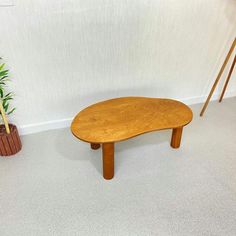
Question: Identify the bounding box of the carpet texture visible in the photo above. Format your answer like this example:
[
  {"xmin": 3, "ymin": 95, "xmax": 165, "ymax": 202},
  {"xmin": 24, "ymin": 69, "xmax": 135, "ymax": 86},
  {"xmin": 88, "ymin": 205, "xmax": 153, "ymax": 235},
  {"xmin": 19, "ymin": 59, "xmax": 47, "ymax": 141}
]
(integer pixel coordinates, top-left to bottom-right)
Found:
[{"xmin": 0, "ymin": 98, "xmax": 236, "ymax": 236}]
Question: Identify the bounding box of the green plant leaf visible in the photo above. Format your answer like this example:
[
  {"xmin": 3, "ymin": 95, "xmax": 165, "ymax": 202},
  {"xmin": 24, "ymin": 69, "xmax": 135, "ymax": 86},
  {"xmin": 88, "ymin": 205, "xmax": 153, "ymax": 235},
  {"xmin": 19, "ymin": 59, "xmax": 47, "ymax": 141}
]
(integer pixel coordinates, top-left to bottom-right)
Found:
[
  {"xmin": 2, "ymin": 99, "xmax": 6, "ymax": 107},
  {"xmin": 0, "ymin": 60, "xmax": 15, "ymax": 117},
  {"xmin": 3, "ymin": 97, "xmax": 13, "ymax": 102},
  {"xmin": 0, "ymin": 63, "xmax": 5, "ymax": 71},
  {"xmin": 0, "ymin": 75, "xmax": 8, "ymax": 81},
  {"xmin": 7, "ymin": 107, "xmax": 16, "ymax": 115},
  {"xmin": 0, "ymin": 70, "xmax": 8, "ymax": 77},
  {"xmin": 4, "ymin": 103, "xmax": 9, "ymax": 112},
  {"xmin": 5, "ymin": 92, "xmax": 13, "ymax": 98}
]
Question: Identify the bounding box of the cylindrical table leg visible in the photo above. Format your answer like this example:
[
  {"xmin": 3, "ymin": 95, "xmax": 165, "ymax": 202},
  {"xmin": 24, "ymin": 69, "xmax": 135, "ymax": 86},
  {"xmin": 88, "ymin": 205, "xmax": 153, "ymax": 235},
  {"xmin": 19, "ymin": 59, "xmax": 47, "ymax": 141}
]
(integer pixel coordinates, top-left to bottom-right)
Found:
[
  {"xmin": 171, "ymin": 127, "xmax": 183, "ymax": 148},
  {"xmin": 102, "ymin": 143, "xmax": 114, "ymax": 180},
  {"xmin": 90, "ymin": 143, "xmax": 101, "ymax": 150}
]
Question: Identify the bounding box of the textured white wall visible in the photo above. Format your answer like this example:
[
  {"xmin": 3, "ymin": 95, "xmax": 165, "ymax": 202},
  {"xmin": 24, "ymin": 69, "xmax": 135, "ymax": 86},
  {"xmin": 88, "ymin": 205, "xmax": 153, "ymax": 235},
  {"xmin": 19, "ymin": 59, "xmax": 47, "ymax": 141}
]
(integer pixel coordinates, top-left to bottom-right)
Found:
[{"xmin": 0, "ymin": 0, "xmax": 236, "ymax": 134}]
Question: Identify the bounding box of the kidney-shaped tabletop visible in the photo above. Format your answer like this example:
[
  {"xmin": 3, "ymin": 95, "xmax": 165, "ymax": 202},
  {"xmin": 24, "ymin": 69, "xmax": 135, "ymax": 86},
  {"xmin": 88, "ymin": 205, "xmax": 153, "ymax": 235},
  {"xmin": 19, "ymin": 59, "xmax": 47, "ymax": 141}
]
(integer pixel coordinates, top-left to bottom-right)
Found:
[{"xmin": 71, "ymin": 97, "xmax": 193, "ymax": 144}]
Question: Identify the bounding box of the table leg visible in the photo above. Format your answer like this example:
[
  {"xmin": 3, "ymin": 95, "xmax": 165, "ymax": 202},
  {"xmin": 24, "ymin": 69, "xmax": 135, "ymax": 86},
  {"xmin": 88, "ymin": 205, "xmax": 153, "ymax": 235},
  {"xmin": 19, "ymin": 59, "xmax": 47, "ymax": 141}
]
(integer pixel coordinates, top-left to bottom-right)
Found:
[
  {"xmin": 102, "ymin": 143, "xmax": 114, "ymax": 180},
  {"xmin": 171, "ymin": 127, "xmax": 183, "ymax": 148},
  {"xmin": 90, "ymin": 143, "xmax": 101, "ymax": 150}
]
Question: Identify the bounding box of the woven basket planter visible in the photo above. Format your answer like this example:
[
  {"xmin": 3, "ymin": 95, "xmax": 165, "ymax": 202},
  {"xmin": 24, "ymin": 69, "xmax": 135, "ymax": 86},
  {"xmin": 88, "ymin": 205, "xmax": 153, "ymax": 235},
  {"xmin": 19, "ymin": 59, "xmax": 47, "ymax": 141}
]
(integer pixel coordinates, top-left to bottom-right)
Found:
[{"xmin": 0, "ymin": 124, "xmax": 22, "ymax": 156}]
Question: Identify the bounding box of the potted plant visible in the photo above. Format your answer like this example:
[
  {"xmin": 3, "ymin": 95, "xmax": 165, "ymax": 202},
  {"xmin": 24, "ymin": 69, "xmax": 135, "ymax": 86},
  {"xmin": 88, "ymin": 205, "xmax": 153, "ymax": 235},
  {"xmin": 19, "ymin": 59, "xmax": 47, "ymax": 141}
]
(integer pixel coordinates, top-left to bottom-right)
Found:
[{"xmin": 0, "ymin": 58, "xmax": 21, "ymax": 156}]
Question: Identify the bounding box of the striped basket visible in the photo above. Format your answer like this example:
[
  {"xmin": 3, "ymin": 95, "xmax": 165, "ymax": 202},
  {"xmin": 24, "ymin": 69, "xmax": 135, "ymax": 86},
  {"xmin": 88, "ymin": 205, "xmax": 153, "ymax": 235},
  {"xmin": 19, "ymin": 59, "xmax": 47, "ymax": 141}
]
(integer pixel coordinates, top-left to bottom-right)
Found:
[{"xmin": 0, "ymin": 124, "xmax": 22, "ymax": 156}]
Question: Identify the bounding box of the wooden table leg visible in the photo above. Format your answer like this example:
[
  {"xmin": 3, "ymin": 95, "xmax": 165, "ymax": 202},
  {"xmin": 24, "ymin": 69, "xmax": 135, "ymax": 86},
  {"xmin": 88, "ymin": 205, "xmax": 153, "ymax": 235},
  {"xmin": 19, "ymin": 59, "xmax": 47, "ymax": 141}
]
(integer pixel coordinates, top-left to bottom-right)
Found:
[
  {"xmin": 102, "ymin": 143, "xmax": 114, "ymax": 180},
  {"xmin": 171, "ymin": 127, "xmax": 183, "ymax": 148},
  {"xmin": 90, "ymin": 143, "xmax": 101, "ymax": 150}
]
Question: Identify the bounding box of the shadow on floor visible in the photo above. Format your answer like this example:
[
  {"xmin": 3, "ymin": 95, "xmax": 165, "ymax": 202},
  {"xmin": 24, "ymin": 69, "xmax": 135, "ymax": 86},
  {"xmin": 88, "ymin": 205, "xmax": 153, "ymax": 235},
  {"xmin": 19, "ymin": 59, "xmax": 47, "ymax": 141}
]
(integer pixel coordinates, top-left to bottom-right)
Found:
[{"xmin": 55, "ymin": 128, "xmax": 171, "ymax": 176}]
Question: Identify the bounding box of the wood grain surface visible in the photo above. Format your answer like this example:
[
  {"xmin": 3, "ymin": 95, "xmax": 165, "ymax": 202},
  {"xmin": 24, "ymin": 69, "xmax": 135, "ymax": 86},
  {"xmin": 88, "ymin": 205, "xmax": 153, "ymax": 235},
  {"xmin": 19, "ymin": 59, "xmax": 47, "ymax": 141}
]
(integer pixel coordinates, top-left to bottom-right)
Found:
[
  {"xmin": 71, "ymin": 97, "xmax": 193, "ymax": 144},
  {"xmin": 0, "ymin": 124, "xmax": 22, "ymax": 156},
  {"xmin": 102, "ymin": 143, "xmax": 114, "ymax": 180}
]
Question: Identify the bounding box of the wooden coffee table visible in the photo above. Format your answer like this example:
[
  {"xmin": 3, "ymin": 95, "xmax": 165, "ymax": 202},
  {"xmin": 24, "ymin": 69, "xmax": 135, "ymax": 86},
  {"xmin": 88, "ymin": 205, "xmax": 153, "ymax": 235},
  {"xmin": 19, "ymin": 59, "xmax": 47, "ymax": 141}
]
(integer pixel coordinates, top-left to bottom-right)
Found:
[{"xmin": 71, "ymin": 97, "xmax": 193, "ymax": 180}]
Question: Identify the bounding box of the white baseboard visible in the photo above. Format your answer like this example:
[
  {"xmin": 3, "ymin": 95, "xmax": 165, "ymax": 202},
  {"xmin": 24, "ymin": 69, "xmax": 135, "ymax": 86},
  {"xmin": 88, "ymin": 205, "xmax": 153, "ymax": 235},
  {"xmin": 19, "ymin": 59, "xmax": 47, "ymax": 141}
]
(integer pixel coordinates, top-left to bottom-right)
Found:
[
  {"xmin": 180, "ymin": 90, "xmax": 236, "ymax": 105},
  {"xmin": 19, "ymin": 118, "xmax": 73, "ymax": 136},
  {"xmin": 18, "ymin": 91, "xmax": 236, "ymax": 136}
]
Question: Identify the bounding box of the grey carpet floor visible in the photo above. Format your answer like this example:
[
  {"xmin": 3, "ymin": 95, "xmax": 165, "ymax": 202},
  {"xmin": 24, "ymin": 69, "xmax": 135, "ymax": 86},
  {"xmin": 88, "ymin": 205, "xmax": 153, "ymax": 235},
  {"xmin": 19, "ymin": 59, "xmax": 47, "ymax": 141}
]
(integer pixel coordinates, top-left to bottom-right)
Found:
[{"xmin": 0, "ymin": 98, "xmax": 236, "ymax": 236}]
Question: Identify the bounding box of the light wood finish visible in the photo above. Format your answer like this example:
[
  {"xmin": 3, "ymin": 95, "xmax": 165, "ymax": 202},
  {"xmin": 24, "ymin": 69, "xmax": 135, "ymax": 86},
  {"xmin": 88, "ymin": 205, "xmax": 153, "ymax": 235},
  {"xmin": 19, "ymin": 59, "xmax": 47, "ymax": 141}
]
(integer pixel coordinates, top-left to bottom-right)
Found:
[
  {"xmin": 0, "ymin": 101, "xmax": 10, "ymax": 134},
  {"xmin": 200, "ymin": 38, "xmax": 236, "ymax": 116},
  {"xmin": 102, "ymin": 143, "xmax": 114, "ymax": 180},
  {"xmin": 219, "ymin": 54, "xmax": 236, "ymax": 103},
  {"xmin": 71, "ymin": 97, "xmax": 192, "ymax": 179},
  {"xmin": 90, "ymin": 143, "xmax": 101, "ymax": 150},
  {"xmin": 171, "ymin": 127, "xmax": 183, "ymax": 148},
  {"xmin": 71, "ymin": 97, "xmax": 192, "ymax": 144}
]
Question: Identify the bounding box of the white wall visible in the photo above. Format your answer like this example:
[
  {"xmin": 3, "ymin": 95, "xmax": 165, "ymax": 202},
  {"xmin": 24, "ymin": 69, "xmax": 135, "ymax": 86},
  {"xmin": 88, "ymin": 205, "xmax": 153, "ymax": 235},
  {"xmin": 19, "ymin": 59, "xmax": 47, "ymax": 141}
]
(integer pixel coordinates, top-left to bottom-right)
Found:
[{"xmin": 0, "ymin": 0, "xmax": 236, "ymax": 135}]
